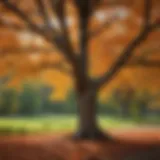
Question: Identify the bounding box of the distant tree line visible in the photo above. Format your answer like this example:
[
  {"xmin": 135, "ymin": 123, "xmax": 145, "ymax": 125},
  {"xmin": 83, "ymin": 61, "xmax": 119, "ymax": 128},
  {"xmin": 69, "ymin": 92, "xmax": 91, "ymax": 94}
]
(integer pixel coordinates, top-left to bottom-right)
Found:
[
  {"xmin": 0, "ymin": 82, "xmax": 159, "ymax": 120},
  {"xmin": 98, "ymin": 87, "xmax": 160, "ymax": 119},
  {"xmin": 0, "ymin": 82, "xmax": 77, "ymax": 116}
]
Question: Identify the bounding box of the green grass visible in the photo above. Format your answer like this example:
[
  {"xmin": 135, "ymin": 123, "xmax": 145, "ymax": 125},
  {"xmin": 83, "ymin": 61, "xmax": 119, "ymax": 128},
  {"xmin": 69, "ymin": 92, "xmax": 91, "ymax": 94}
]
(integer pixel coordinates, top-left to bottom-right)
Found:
[{"xmin": 0, "ymin": 114, "xmax": 142, "ymax": 135}]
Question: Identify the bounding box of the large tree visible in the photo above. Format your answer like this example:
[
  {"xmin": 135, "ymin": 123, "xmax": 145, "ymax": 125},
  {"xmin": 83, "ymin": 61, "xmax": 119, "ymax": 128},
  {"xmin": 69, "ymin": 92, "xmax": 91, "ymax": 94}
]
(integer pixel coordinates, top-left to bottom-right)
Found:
[{"xmin": 0, "ymin": 0, "xmax": 159, "ymax": 139}]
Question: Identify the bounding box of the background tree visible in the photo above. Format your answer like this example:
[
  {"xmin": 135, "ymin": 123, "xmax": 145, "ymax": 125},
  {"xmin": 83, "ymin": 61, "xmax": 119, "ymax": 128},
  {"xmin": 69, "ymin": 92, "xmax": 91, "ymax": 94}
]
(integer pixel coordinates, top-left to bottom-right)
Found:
[
  {"xmin": 113, "ymin": 87, "xmax": 135, "ymax": 118},
  {"xmin": 0, "ymin": 73, "xmax": 17, "ymax": 115},
  {"xmin": 0, "ymin": 0, "xmax": 159, "ymax": 139},
  {"xmin": 135, "ymin": 90, "xmax": 160, "ymax": 117},
  {"xmin": 0, "ymin": 87, "xmax": 18, "ymax": 116},
  {"xmin": 19, "ymin": 83, "xmax": 42, "ymax": 116},
  {"xmin": 39, "ymin": 84, "xmax": 54, "ymax": 113},
  {"xmin": 66, "ymin": 90, "xmax": 77, "ymax": 114}
]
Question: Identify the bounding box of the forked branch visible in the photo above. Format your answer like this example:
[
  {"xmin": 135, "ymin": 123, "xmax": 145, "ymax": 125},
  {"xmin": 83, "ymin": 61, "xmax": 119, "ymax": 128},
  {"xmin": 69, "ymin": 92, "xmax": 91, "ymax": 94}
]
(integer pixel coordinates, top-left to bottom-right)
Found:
[
  {"xmin": 35, "ymin": 0, "xmax": 51, "ymax": 28},
  {"xmin": 1, "ymin": 0, "xmax": 77, "ymax": 66},
  {"xmin": 94, "ymin": 0, "xmax": 159, "ymax": 89},
  {"xmin": 89, "ymin": 16, "xmax": 118, "ymax": 38},
  {"xmin": 1, "ymin": 0, "xmax": 43, "ymax": 34},
  {"xmin": 51, "ymin": 0, "xmax": 76, "ymax": 66}
]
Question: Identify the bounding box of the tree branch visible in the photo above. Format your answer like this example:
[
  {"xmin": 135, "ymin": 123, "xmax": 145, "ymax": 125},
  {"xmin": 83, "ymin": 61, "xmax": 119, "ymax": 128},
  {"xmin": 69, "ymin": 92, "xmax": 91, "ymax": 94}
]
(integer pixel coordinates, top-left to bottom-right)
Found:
[
  {"xmin": 35, "ymin": 0, "xmax": 51, "ymax": 28},
  {"xmin": 0, "ymin": 47, "xmax": 56, "ymax": 56},
  {"xmin": 126, "ymin": 44, "xmax": 160, "ymax": 68},
  {"xmin": 144, "ymin": 0, "xmax": 151, "ymax": 27},
  {"xmin": 0, "ymin": 46, "xmax": 72, "ymax": 76},
  {"xmin": 0, "ymin": 16, "xmax": 24, "ymax": 30},
  {"xmin": 51, "ymin": 0, "xmax": 77, "ymax": 67},
  {"xmin": 134, "ymin": 43, "xmax": 160, "ymax": 61},
  {"xmin": 149, "ymin": 21, "xmax": 160, "ymax": 31},
  {"xmin": 1, "ymin": 0, "xmax": 43, "ymax": 33},
  {"xmin": 94, "ymin": 0, "xmax": 156, "ymax": 89},
  {"xmin": 126, "ymin": 60, "xmax": 160, "ymax": 68},
  {"xmin": 1, "ymin": 0, "xmax": 77, "ymax": 66},
  {"xmin": 89, "ymin": 16, "xmax": 118, "ymax": 38}
]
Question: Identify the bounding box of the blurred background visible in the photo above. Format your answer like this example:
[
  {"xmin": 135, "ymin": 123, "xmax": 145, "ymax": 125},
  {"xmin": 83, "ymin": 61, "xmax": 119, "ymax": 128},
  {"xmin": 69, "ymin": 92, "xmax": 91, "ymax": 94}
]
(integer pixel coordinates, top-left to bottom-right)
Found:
[{"xmin": 0, "ymin": 0, "xmax": 159, "ymax": 135}]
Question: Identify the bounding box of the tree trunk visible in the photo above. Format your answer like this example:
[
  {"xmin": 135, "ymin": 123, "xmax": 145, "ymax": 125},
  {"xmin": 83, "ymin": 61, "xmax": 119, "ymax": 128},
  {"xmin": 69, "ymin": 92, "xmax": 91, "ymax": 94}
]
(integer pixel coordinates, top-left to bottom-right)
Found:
[{"xmin": 73, "ymin": 87, "xmax": 106, "ymax": 140}]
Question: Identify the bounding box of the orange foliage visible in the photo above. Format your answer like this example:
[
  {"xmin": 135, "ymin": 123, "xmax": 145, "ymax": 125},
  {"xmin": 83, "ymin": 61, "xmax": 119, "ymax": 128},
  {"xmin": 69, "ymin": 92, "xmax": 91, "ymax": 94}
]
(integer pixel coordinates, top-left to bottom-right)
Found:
[{"xmin": 0, "ymin": 0, "xmax": 159, "ymax": 100}]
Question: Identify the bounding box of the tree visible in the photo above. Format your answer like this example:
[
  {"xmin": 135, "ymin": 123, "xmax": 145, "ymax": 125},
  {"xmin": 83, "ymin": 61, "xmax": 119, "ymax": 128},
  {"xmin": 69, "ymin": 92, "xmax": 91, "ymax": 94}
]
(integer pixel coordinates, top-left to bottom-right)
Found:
[
  {"xmin": 0, "ymin": 73, "xmax": 17, "ymax": 115},
  {"xmin": 0, "ymin": 0, "xmax": 159, "ymax": 139},
  {"xmin": 135, "ymin": 91, "xmax": 160, "ymax": 117},
  {"xmin": 19, "ymin": 83, "xmax": 42, "ymax": 116},
  {"xmin": 39, "ymin": 84, "xmax": 53, "ymax": 113},
  {"xmin": 113, "ymin": 87, "xmax": 135, "ymax": 118},
  {"xmin": 0, "ymin": 87, "xmax": 18, "ymax": 115},
  {"xmin": 66, "ymin": 90, "xmax": 77, "ymax": 113}
]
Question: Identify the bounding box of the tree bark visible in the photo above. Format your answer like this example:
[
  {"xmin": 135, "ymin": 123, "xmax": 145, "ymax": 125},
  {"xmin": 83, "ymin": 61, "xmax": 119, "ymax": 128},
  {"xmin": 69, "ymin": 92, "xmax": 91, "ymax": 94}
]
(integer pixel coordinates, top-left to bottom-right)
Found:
[{"xmin": 73, "ymin": 86, "xmax": 106, "ymax": 140}]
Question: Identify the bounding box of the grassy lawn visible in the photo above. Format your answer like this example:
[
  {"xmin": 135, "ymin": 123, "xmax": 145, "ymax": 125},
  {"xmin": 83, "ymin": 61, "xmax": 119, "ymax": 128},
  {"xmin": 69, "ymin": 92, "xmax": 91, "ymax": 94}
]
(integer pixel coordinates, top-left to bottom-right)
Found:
[{"xmin": 0, "ymin": 115, "xmax": 139, "ymax": 135}]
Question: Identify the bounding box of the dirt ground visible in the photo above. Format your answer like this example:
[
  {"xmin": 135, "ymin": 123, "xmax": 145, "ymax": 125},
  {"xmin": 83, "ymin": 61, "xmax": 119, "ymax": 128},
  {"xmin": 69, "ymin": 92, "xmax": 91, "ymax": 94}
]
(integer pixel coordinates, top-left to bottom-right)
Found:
[{"xmin": 0, "ymin": 128, "xmax": 160, "ymax": 160}]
